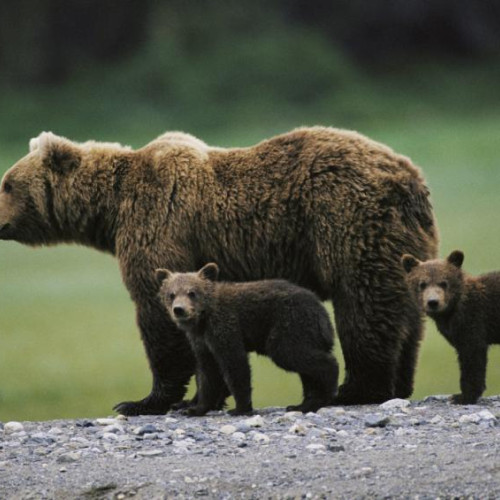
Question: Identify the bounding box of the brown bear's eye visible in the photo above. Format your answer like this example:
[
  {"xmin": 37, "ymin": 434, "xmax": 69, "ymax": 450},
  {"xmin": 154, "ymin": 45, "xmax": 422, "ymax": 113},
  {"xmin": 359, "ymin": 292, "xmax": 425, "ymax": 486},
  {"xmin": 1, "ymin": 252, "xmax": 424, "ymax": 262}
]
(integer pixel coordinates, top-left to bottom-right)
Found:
[
  {"xmin": 439, "ymin": 281, "xmax": 448, "ymax": 290},
  {"xmin": 419, "ymin": 282, "xmax": 427, "ymax": 290},
  {"xmin": 188, "ymin": 291, "xmax": 196, "ymax": 299},
  {"xmin": 3, "ymin": 182, "xmax": 12, "ymax": 194},
  {"xmin": 169, "ymin": 293, "xmax": 175, "ymax": 301}
]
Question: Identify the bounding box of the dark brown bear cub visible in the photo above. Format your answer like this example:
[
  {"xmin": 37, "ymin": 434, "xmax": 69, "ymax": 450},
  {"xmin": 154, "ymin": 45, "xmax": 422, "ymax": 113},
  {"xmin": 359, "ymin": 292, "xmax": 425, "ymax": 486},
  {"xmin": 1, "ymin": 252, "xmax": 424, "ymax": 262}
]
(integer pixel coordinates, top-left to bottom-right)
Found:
[
  {"xmin": 402, "ymin": 250, "xmax": 500, "ymax": 404},
  {"xmin": 156, "ymin": 263, "xmax": 339, "ymax": 416}
]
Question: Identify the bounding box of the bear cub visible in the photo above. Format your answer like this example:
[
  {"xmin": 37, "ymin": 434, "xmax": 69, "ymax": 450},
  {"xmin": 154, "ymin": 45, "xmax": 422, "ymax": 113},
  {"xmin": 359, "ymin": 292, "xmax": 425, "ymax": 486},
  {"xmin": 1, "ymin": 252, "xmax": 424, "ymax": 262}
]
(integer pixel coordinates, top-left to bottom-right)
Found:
[
  {"xmin": 402, "ymin": 250, "xmax": 500, "ymax": 404},
  {"xmin": 156, "ymin": 263, "xmax": 339, "ymax": 416}
]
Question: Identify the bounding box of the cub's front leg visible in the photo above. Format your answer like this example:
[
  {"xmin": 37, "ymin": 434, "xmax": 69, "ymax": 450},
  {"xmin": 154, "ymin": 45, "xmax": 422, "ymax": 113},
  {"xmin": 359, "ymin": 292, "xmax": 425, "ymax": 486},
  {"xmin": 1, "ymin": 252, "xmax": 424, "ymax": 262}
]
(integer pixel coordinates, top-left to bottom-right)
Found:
[{"xmin": 451, "ymin": 344, "xmax": 487, "ymax": 405}]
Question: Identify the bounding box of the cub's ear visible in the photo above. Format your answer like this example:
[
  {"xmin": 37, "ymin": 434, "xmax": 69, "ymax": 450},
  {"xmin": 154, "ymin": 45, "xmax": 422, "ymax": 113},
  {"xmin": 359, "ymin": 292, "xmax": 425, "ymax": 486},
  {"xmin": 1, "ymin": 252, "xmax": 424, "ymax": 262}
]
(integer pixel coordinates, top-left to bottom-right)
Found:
[
  {"xmin": 447, "ymin": 250, "xmax": 464, "ymax": 268},
  {"xmin": 31, "ymin": 131, "xmax": 81, "ymax": 173},
  {"xmin": 155, "ymin": 268, "xmax": 172, "ymax": 284},
  {"xmin": 198, "ymin": 263, "xmax": 219, "ymax": 281},
  {"xmin": 401, "ymin": 254, "xmax": 420, "ymax": 274}
]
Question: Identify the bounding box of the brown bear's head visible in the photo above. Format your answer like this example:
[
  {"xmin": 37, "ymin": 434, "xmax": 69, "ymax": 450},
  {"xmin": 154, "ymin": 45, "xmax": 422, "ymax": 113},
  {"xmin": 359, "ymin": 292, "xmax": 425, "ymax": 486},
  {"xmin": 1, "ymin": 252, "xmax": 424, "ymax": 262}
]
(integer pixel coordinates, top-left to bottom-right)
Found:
[
  {"xmin": 402, "ymin": 250, "xmax": 465, "ymax": 316},
  {"xmin": 0, "ymin": 132, "xmax": 83, "ymax": 245},
  {"xmin": 0, "ymin": 131, "xmax": 130, "ymax": 248},
  {"xmin": 155, "ymin": 263, "xmax": 219, "ymax": 331}
]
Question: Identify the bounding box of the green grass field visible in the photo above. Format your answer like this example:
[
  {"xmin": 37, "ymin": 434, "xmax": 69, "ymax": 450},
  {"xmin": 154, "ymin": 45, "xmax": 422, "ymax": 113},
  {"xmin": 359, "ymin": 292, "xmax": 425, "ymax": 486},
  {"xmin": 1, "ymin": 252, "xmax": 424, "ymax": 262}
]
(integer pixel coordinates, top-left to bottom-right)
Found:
[{"xmin": 1, "ymin": 65, "xmax": 499, "ymax": 421}]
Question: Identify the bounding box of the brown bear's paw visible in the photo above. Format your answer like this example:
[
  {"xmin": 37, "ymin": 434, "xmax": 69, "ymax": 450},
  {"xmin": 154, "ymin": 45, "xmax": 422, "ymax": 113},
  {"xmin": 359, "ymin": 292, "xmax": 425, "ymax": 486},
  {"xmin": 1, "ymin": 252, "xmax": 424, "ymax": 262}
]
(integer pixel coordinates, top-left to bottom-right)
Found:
[
  {"xmin": 450, "ymin": 393, "xmax": 479, "ymax": 405},
  {"xmin": 184, "ymin": 406, "xmax": 209, "ymax": 417},
  {"xmin": 113, "ymin": 396, "xmax": 171, "ymax": 416},
  {"xmin": 228, "ymin": 407, "xmax": 253, "ymax": 416},
  {"xmin": 334, "ymin": 384, "xmax": 394, "ymax": 405},
  {"xmin": 287, "ymin": 398, "xmax": 333, "ymax": 413},
  {"xmin": 170, "ymin": 399, "xmax": 194, "ymax": 411}
]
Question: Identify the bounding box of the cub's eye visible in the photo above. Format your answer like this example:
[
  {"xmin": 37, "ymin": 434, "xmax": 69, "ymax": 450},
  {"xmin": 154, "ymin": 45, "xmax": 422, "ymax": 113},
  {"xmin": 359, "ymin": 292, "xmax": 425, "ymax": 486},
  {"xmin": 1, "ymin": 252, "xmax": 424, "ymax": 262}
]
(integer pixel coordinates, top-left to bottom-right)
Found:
[
  {"xmin": 419, "ymin": 282, "xmax": 427, "ymax": 290},
  {"xmin": 169, "ymin": 293, "xmax": 176, "ymax": 300},
  {"xmin": 439, "ymin": 281, "xmax": 448, "ymax": 290},
  {"xmin": 3, "ymin": 182, "xmax": 12, "ymax": 194},
  {"xmin": 188, "ymin": 291, "xmax": 196, "ymax": 299}
]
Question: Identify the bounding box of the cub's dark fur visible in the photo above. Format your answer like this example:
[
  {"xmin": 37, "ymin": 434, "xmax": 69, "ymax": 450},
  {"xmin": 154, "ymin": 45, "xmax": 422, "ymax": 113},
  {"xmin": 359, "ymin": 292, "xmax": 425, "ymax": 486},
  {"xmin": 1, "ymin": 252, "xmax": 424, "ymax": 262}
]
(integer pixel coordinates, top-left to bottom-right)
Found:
[
  {"xmin": 156, "ymin": 263, "xmax": 339, "ymax": 415},
  {"xmin": 403, "ymin": 250, "xmax": 500, "ymax": 404}
]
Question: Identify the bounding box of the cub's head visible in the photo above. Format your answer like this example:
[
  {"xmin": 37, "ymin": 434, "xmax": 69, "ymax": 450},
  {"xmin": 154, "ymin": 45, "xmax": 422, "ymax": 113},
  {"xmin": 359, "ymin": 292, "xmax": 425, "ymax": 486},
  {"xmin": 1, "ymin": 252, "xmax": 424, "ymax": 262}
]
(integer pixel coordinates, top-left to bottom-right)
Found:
[
  {"xmin": 402, "ymin": 250, "xmax": 465, "ymax": 316},
  {"xmin": 155, "ymin": 263, "xmax": 219, "ymax": 330}
]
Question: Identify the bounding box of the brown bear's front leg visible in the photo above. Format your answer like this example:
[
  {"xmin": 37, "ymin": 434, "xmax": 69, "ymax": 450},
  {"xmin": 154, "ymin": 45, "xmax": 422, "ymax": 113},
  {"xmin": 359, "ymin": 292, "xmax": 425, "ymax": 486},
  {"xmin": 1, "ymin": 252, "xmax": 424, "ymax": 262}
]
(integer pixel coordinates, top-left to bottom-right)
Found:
[{"xmin": 113, "ymin": 300, "xmax": 196, "ymax": 416}]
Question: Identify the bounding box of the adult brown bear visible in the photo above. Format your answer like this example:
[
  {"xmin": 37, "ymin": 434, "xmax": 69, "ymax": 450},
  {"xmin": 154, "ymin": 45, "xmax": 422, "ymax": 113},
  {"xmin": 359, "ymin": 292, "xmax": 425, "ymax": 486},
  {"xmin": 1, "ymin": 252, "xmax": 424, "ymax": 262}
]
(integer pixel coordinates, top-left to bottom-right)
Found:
[{"xmin": 0, "ymin": 127, "xmax": 438, "ymax": 414}]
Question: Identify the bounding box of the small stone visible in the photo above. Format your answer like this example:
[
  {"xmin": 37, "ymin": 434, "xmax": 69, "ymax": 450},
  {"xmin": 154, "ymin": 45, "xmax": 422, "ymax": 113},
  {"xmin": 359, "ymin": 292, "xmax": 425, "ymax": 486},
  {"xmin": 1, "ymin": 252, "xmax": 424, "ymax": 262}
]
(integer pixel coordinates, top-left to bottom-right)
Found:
[
  {"xmin": 430, "ymin": 415, "xmax": 444, "ymax": 425},
  {"xmin": 459, "ymin": 413, "xmax": 481, "ymax": 424},
  {"xmin": 477, "ymin": 410, "xmax": 496, "ymax": 422},
  {"xmin": 423, "ymin": 395, "xmax": 451, "ymax": 403},
  {"xmin": 164, "ymin": 417, "xmax": 178, "ymax": 425},
  {"xmin": 76, "ymin": 419, "xmax": 94, "ymax": 428},
  {"xmin": 244, "ymin": 415, "xmax": 264, "ymax": 427},
  {"xmin": 48, "ymin": 427, "xmax": 64, "ymax": 435},
  {"xmin": 102, "ymin": 433, "xmax": 119, "ymax": 441},
  {"xmin": 220, "ymin": 425, "xmax": 237, "ymax": 435},
  {"xmin": 306, "ymin": 443, "xmax": 326, "ymax": 453},
  {"xmin": 96, "ymin": 418, "xmax": 118, "ymax": 426},
  {"xmin": 337, "ymin": 430, "xmax": 349, "ymax": 437},
  {"xmin": 327, "ymin": 445, "xmax": 345, "ymax": 453},
  {"xmin": 103, "ymin": 424, "xmax": 124, "ymax": 434},
  {"xmin": 4, "ymin": 422, "xmax": 24, "ymax": 434},
  {"xmin": 134, "ymin": 424, "xmax": 159, "ymax": 436},
  {"xmin": 353, "ymin": 467, "xmax": 374, "ymax": 478},
  {"xmin": 252, "ymin": 432, "xmax": 270, "ymax": 444},
  {"xmin": 232, "ymin": 432, "xmax": 246, "ymax": 441},
  {"xmin": 288, "ymin": 423, "xmax": 307, "ymax": 435},
  {"xmin": 283, "ymin": 411, "xmax": 302, "ymax": 421},
  {"xmin": 115, "ymin": 414, "xmax": 128, "ymax": 421},
  {"xmin": 57, "ymin": 451, "xmax": 82, "ymax": 463},
  {"xmin": 29, "ymin": 432, "xmax": 56, "ymax": 445},
  {"xmin": 364, "ymin": 414, "xmax": 390, "ymax": 428},
  {"xmin": 235, "ymin": 423, "xmax": 251, "ymax": 434},
  {"xmin": 137, "ymin": 449, "xmax": 164, "ymax": 457},
  {"xmin": 184, "ymin": 476, "xmax": 195, "ymax": 483},
  {"xmin": 379, "ymin": 398, "xmax": 411, "ymax": 410}
]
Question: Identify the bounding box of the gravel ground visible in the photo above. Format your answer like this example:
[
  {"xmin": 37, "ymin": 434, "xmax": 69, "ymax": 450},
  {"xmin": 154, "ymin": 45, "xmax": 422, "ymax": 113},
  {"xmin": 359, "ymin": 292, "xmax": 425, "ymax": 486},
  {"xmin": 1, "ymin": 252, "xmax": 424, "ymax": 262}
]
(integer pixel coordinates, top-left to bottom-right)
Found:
[{"xmin": 1, "ymin": 396, "xmax": 499, "ymax": 499}]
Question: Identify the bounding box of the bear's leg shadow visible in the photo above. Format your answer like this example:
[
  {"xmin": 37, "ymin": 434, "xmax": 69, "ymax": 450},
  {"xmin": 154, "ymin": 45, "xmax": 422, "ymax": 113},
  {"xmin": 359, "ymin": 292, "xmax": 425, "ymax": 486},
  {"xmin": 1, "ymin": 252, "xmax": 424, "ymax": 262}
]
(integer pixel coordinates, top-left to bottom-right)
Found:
[{"xmin": 113, "ymin": 300, "xmax": 196, "ymax": 416}]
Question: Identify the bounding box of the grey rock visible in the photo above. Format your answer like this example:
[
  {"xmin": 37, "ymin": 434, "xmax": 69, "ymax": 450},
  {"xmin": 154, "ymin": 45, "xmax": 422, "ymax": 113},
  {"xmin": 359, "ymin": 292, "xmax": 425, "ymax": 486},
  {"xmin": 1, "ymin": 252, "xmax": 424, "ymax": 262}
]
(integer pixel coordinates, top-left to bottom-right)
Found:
[{"xmin": 364, "ymin": 414, "xmax": 390, "ymax": 428}]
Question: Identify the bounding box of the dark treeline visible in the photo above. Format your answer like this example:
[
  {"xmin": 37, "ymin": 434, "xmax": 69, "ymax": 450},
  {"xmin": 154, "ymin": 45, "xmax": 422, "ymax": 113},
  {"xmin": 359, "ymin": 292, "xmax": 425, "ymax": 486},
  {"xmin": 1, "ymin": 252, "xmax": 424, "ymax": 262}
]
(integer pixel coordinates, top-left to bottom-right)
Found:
[{"xmin": 0, "ymin": 0, "xmax": 499, "ymax": 86}]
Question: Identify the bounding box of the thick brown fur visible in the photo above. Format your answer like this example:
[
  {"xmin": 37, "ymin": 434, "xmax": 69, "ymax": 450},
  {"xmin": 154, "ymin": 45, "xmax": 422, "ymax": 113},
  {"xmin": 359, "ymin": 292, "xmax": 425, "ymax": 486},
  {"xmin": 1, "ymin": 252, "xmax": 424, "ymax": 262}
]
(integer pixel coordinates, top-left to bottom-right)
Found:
[
  {"xmin": 156, "ymin": 263, "xmax": 339, "ymax": 415},
  {"xmin": 403, "ymin": 250, "xmax": 500, "ymax": 404},
  {"xmin": 0, "ymin": 127, "xmax": 438, "ymax": 414}
]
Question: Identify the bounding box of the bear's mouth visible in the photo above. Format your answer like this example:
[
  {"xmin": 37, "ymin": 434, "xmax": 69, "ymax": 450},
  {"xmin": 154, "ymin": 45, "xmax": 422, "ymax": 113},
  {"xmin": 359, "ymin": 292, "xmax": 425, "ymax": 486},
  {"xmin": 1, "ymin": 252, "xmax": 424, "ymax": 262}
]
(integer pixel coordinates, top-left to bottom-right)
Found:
[{"xmin": 0, "ymin": 223, "xmax": 11, "ymax": 239}]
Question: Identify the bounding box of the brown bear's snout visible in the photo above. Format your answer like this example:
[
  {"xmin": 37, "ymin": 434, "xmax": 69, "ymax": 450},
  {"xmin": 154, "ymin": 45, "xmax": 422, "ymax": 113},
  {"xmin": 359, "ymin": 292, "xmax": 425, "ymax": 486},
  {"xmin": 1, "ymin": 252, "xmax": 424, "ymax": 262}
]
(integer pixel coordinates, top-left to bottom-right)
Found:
[
  {"xmin": 173, "ymin": 306, "xmax": 187, "ymax": 318},
  {"xmin": 422, "ymin": 286, "xmax": 445, "ymax": 313}
]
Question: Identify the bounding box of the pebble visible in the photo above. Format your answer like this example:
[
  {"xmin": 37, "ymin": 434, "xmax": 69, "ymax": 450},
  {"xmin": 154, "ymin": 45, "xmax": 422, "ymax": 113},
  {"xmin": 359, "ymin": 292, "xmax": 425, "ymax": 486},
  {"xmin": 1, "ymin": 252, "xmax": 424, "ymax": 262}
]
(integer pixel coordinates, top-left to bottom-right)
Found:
[
  {"xmin": 133, "ymin": 424, "xmax": 159, "ymax": 436},
  {"xmin": 244, "ymin": 415, "xmax": 265, "ymax": 427},
  {"xmin": 4, "ymin": 422, "xmax": 24, "ymax": 434},
  {"xmin": 95, "ymin": 418, "xmax": 119, "ymax": 426},
  {"xmin": 379, "ymin": 398, "xmax": 411, "ymax": 410},
  {"xmin": 288, "ymin": 423, "xmax": 307, "ymax": 435},
  {"xmin": 364, "ymin": 414, "xmax": 390, "ymax": 428},
  {"xmin": 136, "ymin": 449, "xmax": 164, "ymax": 457},
  {"xmin": 252, "ymin": 432, "xmax": 270, "ymax": 444},
  {"xmin": 56, "ymin": 451, "xmax": 82, "ymax": 463},
  {"xmin": 306, "ymin": 443, "xmax": 326, "ymax": 453},
  {"xmin": 220, "ymin": 424, "xmax": 237, "ymax": 435}
]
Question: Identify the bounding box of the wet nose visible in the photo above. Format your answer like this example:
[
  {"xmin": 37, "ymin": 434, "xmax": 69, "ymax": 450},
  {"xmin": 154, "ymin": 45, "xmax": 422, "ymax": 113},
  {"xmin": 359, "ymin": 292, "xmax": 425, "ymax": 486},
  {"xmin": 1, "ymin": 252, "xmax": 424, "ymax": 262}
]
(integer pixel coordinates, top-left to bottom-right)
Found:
[
  {"xmin": 173, "ymin": 306, "xmax": 186, "ymax": 318},
  {"xmin": 427, "ymin": 299, "xmax": 439, "ymax": 310}
]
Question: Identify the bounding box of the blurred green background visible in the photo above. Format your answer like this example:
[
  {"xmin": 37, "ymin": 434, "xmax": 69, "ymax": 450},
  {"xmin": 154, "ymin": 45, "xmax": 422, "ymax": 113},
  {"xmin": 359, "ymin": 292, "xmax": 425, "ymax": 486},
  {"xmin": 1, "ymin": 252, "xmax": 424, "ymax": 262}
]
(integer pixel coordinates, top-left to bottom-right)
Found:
[{"xmin": 1, "ymin": 1, "xmax": 499, "ymax": 421}]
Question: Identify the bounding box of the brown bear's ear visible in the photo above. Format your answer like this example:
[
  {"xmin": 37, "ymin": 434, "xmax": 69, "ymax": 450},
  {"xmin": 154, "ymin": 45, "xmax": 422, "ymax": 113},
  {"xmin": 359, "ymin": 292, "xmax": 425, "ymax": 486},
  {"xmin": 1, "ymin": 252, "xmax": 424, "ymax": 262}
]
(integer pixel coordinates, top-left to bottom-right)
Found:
[
  {"xmin": 447, "ymin": 250, "xmax": 464, "ymax": 269},
  {"xmin": 155, "ymin": 268, "xmax": 172, "ymax": 284},
  {"xmin": 401, "ymin": 254, "xmax": 420, "ymax": 274},
  {"xmin": 198, "ymin": 263, "xmax": 219, "ymax": 281},
  {"xmin": 31, "ymin": 132, "xmax": 81, "ymax": 174}
]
